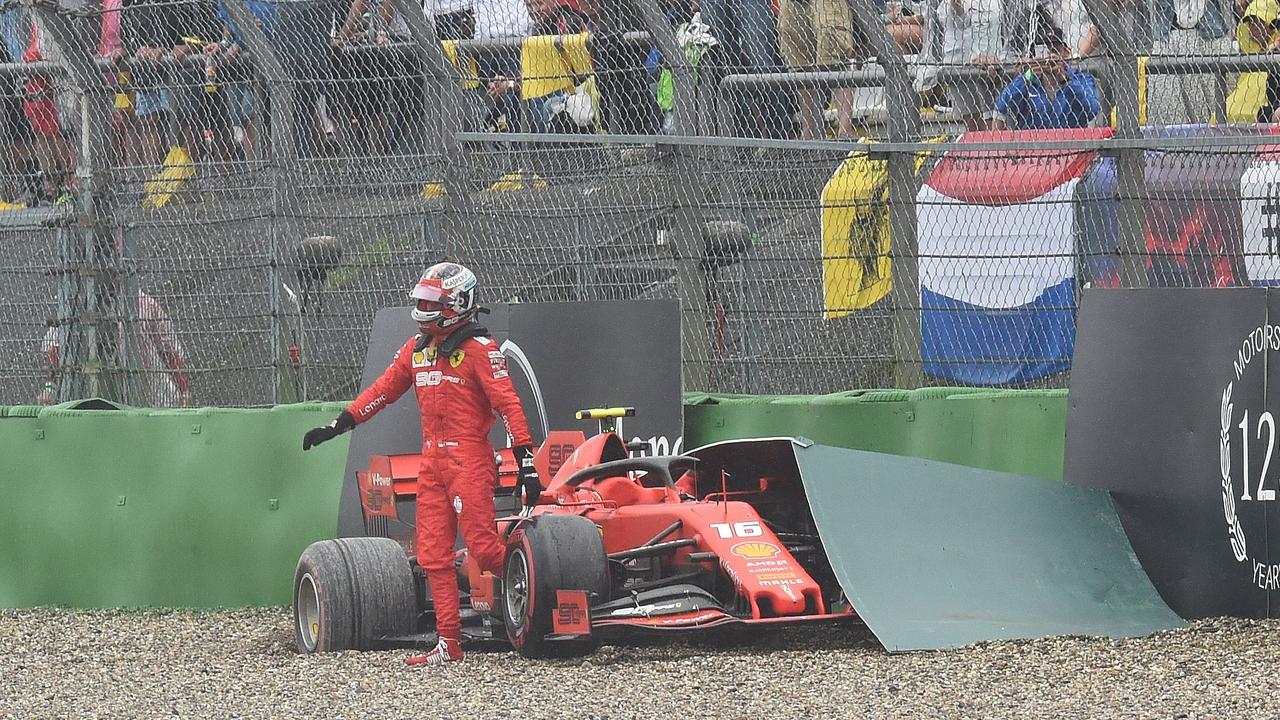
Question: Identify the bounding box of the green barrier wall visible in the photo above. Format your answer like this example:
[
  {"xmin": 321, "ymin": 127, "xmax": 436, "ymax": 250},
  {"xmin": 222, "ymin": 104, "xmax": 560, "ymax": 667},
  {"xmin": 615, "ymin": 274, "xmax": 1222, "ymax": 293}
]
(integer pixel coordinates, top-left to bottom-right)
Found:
[
  {"xmin": 684, "ymin": 387, "xmax": 1068, "ymax": 481},
  {"xmin": 0, "ymin": 402, "xmax": 351, "ymax": 608},
  {"xmin": 2, "ymin": 389, "xmax": 1067, "ymax": 609}
]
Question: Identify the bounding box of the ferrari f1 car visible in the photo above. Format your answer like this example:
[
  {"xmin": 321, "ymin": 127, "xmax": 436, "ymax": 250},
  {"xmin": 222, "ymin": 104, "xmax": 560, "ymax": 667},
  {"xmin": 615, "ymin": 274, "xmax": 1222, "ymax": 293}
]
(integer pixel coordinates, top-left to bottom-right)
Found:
[{"xmin": 292, "ymin": 408, "xmax": 855, "ymax": 658}]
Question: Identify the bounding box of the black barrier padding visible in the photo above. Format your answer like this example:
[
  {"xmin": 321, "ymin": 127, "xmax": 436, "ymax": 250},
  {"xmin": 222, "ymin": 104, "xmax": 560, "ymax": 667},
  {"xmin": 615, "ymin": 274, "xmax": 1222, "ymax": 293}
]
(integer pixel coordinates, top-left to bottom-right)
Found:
[
  {"xmin": 1065, "ymin": 288, "xmax": 1272, "ymax": 618},
  {"xmin": 336, "ymin": 301, "xmax": 681, "ymax": 538}
]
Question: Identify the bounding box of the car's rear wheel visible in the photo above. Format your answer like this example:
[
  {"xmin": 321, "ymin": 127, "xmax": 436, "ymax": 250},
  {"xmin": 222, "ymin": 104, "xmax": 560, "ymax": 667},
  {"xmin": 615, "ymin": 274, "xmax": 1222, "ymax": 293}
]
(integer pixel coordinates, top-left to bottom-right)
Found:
[
  {"xmin": 293, "ymin": 537, "xmax": 416, "ymax": 653},
  {"xmin": 502, "ymin": 515, "xmax": 607, "ymax": 658}
]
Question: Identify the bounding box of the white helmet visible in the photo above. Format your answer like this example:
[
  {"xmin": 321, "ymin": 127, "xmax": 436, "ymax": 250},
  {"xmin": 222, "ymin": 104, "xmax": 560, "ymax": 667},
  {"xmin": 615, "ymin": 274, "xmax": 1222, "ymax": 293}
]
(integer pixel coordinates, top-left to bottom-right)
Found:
[{"xmin": 409, "ymin": 262, "xmax": 479, "ymax": 336}]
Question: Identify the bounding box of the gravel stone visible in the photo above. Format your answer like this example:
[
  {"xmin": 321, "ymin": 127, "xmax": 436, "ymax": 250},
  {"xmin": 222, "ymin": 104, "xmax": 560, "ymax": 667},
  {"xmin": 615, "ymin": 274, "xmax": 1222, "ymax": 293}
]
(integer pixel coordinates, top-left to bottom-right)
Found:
[{"xmin": 1, "ymin": 609, "xmax": 1278, "ymax": 719}]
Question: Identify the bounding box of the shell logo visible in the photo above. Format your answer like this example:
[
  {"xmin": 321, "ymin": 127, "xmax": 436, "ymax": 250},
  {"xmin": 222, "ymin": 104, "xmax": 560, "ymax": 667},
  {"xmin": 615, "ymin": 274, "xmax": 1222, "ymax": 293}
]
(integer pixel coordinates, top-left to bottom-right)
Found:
[{"xmin": 730, "ymin": 541, "xmax": 781, "ymax": 559}]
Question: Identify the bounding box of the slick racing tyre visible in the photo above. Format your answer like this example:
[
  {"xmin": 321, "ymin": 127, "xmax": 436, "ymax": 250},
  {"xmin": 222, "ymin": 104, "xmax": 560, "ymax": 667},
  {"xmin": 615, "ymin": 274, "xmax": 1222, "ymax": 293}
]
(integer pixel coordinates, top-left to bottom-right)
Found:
[
  {"xmin": 293, "ymin": 537, "xmax": 416, "ymax": 653},
  {"xmin": 502, "ymin": 515, "xmax": 608, "ymax": 658}
]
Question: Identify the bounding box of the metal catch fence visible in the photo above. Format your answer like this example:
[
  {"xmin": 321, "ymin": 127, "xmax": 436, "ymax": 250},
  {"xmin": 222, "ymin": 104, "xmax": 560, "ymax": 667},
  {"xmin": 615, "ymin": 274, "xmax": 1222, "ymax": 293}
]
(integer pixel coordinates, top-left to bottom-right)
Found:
[{"xmin": 0, "ymin": 0, "xmax": 1276, "ymax": 406}]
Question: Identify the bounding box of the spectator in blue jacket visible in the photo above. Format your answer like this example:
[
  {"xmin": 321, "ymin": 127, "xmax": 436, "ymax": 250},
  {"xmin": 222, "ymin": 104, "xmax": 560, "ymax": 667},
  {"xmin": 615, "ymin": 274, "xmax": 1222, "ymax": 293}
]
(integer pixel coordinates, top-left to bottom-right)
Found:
[{"xmin": 991, "ymin": 34, "xmax": 1100, "ymax": 130}]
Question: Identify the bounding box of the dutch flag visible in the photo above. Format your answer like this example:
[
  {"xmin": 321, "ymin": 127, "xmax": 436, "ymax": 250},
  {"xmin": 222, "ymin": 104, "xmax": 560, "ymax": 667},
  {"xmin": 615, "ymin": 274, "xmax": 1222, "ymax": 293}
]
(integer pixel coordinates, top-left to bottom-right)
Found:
[{"xmin": 917, "ymin": 128, "xmax": 1110, "ymax": 386}]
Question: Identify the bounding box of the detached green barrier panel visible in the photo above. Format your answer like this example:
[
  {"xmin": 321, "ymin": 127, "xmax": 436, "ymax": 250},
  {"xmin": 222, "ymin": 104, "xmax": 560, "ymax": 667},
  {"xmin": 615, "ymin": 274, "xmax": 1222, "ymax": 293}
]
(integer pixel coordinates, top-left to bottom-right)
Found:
[
  {"xmin": 685, "ymin": 387, "xmax": 1067, "ymax": 480},
  {"xmin": 0, "ymin": 402, "xmax": 351, "ymax": 608},
  {"xmin": 796, "ymin": 444, "xmax": 1184, "ymax": 651}
]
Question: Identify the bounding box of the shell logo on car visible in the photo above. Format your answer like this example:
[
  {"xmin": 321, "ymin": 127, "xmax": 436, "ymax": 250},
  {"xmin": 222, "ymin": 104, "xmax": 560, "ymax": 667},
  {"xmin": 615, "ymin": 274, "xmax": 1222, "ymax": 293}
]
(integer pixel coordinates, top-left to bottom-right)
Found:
[{"xmin": 730, "ymin": 541, "xmax": 781, "ymax": 559}]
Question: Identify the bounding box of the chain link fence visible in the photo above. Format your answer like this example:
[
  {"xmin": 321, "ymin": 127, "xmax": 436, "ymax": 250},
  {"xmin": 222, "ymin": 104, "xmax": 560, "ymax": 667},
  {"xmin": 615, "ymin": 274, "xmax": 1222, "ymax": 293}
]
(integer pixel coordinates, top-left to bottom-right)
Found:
[{"xmin": 0, "ymin": 0, "xmax": 1277, "ymax": 406}]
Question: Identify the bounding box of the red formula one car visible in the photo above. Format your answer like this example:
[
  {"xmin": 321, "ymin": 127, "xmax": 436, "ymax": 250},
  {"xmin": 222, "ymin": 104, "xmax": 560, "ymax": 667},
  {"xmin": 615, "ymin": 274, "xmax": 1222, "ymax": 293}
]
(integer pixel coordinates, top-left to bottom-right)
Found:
[{"xmin": 293, "ymin": 408, "xmax": 855, "ymax": 658}]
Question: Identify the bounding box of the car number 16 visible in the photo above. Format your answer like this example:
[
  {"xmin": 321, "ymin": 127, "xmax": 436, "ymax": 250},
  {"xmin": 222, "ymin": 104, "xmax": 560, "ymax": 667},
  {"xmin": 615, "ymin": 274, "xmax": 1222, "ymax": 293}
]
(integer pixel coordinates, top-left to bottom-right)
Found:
[{"xmin": 709, "ymin": 521, "xmax": 763, "ymax": 539}]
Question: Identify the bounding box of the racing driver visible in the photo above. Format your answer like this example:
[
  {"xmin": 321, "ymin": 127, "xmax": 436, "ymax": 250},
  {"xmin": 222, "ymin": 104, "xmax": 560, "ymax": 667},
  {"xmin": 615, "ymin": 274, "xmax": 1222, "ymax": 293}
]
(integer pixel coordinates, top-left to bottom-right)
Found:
[{"xmin": 301, "ymin": 261, "xmax": 543, "ymax": 666}]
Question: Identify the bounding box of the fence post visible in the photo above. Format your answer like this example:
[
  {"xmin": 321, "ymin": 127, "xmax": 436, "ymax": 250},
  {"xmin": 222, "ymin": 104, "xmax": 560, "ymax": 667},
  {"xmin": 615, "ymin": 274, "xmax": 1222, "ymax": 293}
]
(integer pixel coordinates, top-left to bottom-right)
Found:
[
  {"xmin": 1081, "ymin": 0, "xmax": 1147, "ymax": 287},
  {"xmin": 387, "ymin": 0, "xmax": 471, "ymax": 260},
  {"xmin": 32, "ymin": 0, "xmax": 124, "ymax": 403},
  {"xmin": 221, "ymin": 0, "xmax": 299, "ymax": 402},
  {"xmin": 629, "ymin": 0, "xmax": 712, "ymax": 392},
  {"xmin": 844, "ymin": 0, "xmax": 924, "ymax": 387}
]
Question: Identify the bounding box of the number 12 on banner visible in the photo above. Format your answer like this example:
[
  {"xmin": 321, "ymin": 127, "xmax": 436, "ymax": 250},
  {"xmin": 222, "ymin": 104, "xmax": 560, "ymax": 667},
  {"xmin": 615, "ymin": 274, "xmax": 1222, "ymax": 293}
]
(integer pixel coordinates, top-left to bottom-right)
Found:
[{"xmin": 1240, "ymin": 409, "xmax": 1278, "ymax": 501}]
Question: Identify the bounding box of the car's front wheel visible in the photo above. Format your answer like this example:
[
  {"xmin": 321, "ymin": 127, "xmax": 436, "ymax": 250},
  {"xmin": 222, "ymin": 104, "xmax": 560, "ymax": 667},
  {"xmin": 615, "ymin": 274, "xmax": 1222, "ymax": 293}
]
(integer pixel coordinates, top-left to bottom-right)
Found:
[{"xmin": 502, "ymin": 515, "xmax": 607, "ymax": 658}]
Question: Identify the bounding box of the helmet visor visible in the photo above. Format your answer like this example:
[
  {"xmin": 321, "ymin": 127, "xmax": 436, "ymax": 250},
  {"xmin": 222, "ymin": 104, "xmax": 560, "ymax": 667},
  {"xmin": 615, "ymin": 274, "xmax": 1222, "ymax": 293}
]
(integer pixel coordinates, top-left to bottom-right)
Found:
[{"xmin": 409, "ymin": 280, "xmax": 454, "ymax": 305}]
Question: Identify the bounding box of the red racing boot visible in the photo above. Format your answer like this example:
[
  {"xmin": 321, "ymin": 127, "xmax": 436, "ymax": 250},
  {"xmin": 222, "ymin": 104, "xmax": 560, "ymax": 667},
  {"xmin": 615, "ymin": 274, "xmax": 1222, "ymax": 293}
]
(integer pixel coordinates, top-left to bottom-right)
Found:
[{"xmin": 405, "ymin": 636, "xmax": 463, "ymax": 666}]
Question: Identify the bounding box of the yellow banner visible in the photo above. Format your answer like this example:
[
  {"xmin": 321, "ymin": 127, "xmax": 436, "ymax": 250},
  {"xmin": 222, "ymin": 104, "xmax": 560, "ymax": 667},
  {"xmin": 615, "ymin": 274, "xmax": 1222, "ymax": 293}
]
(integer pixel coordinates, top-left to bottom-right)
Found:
[
  {"xmin": 820, "ymin": 136, "xmax": 944, "ymax": 319},
  {"xmin": 520, "ymin": 33, "xmax": 592, "ymax": 100}
]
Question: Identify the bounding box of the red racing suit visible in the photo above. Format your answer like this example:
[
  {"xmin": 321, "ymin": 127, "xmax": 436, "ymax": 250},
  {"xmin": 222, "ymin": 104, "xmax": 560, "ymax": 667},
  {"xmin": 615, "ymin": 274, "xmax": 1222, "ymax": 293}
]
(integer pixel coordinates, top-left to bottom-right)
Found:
[{"xmin": 347, "ymin": 330, "xmax": 532, "ymax": 642}]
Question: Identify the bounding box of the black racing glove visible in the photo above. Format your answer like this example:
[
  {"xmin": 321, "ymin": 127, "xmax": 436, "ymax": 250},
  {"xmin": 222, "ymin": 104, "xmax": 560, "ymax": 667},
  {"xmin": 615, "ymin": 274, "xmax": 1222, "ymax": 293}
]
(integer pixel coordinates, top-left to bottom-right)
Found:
[
  {"xmin": 513, "ymin": 445, "xmax": 543, "ymax": 508},
  {"xmin": 303, "ymin": 410, "xmax": 355, "ymax": 451}
]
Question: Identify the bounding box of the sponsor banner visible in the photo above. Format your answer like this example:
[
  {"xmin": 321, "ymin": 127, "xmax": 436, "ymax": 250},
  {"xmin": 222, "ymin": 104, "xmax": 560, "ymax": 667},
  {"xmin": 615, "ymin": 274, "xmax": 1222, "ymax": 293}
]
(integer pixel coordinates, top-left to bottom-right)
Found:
[
  {"xmin": 1066, "ymin": 288, "xmax": 1276, "ymax": 617},
  {"xmin": 1242, "ymin": 161, "xmax": 1280, "ymax": 286}
]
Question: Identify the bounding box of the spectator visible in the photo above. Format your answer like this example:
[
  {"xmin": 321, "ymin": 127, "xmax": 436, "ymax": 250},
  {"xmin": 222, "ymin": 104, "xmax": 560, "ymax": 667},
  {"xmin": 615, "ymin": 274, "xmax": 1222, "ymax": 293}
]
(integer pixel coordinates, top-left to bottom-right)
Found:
[
  {"xmin": 428, "ymin": 0, "xmax": 477, "ymax": 40},
  {"xmin": 527, "ymin": 0, "xmax": 592, "ymax": 34},
  {"xmin": 933, "ymin": 0, "xmax": 1007, "ymax": 131},
  {"xmin": 211, "ymin": 1, "xmax": 278, "ymax": 161},
  {"xmin": 1232, "ymin": 0, "xmax": 1280, "ymax": 121},
  {"xmin": 20, "ymin": 22, "xmax": 76, "ymax": 203},
  {"xmin": 487, "ymin": 0, "xmax": 595, "ymax": 132},
  {"xmin": 0, "ymin": 7, "xmax": 38, "ymax": 203},
  {"xmin": 1146, "ymin": 0, "xmax": 1234, "ymax": 124},
  {"xmin": 919, "ymin": 0, "xmax": 1070, "ymax": 130},
  {"xmin": 885, "ymin": 0, "xmax": 926, "ymax": 53},
  {"xmin": 0, "ymin": 5, "xmax": 25, "ymax": 65},
  {"xmin": 699, "ymin": 0, "xmax": 791, "ymax": 138},
  {"xmin": 777, "ymin": 0, "xmax": 860, "ymax": 138},
  {"xmin": 475, "ymin": 0, "xmax": 534, "ymax": 39},
  {"xmin": 588, "ymin": 0, "xmax": 662, "ymax": 134},
  {"xmin": 99, "ymin": 0, "xmax": 145, "ymax": 167},
  {"xmin": 273, "ymin": 0, "xmax": 342, "ymax": 158},
  {"xmin": 332, "ymin": 0, "xmax": 401, "ymax": 154},
  {"xmin": 122, "ymin": 0, "xmax": 227, "ymax": 166},
  {"xmin": 991, "ymin": 30, "xmax": 1101, "ymax": 128},
  {"xmin": 652, "ymin": 11, "xmax": 718, "ymax": 132},
  {"xmin": 473, "ymin": 0, "xmax": 534, "ymax": 131}
]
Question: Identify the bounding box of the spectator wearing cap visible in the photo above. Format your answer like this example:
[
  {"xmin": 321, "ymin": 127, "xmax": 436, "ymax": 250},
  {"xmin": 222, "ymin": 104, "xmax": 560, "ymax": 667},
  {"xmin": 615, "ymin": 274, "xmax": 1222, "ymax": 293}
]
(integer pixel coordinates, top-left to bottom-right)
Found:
[
  {"xmin": 991, "ymin": 28, "xmax": 1101, "ymax": 128},
  {"xmin": 429, "ymin": 0, "xmax": 477, "ymax": 40}
]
